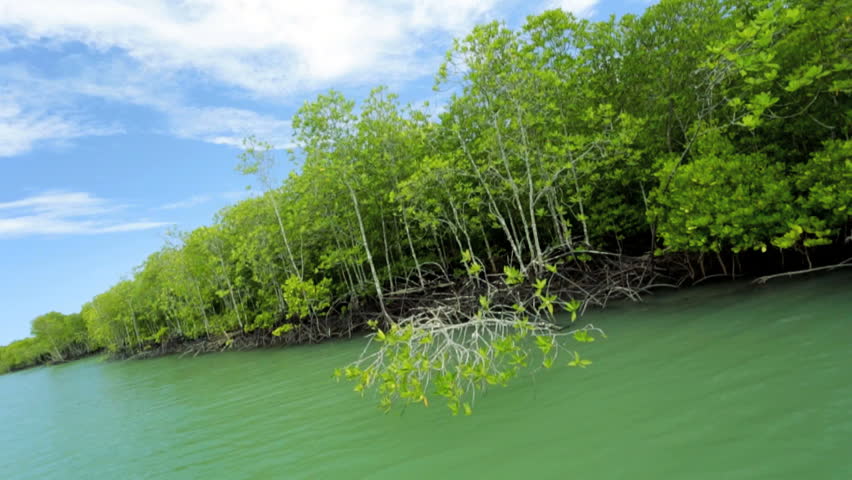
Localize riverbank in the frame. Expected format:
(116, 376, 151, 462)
(6, 250, 849, 376)
(111, 251, 669, 360)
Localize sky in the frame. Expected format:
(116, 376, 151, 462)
(0, 0, 652, 345)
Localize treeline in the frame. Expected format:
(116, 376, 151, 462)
(0, 312, 90, 373)
(2, 0, 849, 374)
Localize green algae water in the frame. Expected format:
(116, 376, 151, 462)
(2, 272, 850, 479)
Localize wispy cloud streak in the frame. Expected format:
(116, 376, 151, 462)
(157, 194, 213, 211)
(0, 191, 170, 237)
(0, 94, 120, 157)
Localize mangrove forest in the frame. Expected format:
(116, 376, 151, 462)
(2, 0, 849, 414)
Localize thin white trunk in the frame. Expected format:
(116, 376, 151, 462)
(347, 183, 390, 320)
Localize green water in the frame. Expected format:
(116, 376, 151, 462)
(2, 273, 851, 479)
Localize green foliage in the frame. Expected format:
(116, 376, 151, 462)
(0, 337, 47, 374)
(652, 131, 795, 253)
(4, 0, 848, 408)
(145, 327, 170, 344)
(567, 351, 592, 368)
(271, 324, 296, 337)
(282, 276, 332, 319)
(1, 312, 89, 372)
(337, 314, 601, 415)
(773, 139, 852, 249)
(564, 299, 582, 323)
(503, 266, 526, 286)
(461, 250, 483, 277)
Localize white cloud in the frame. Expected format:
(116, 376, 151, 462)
(0, 1, 530, 155)
(0, 0, 502, 96)
(0, 94, 120, 157)
(0, 64, 293, 153)
(157, 194, 213, 211)
(166, 106, 292, 148)
(547, 0, 599, 17)
(157, 190, 259, 211)
(97, 221, 171, 233)
(221, 190, 256, 202)
(0, 191, 170, 237)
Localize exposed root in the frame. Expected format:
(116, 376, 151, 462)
(109, 251, 680, 364)
(752, 257, 852, 284)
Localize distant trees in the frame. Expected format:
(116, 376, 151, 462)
(0, 338, 46, 373)
(30, 312, 89, 362)
(0, 312, 90, 373)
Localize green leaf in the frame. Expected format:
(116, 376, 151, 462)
(272, 323, 295, 337)
(479, 296, 490, 310)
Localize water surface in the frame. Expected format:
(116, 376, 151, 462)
(2, 272, 850, 479)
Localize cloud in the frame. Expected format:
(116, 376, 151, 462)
(156, 190, 259, 211)
(166, 106, 293, 148)
(0, 1, 530, 156)
(0, 94, 121, 157)
(0, 63, 293, 154)
(0, 0, 503, 97)
(221, 190, 256, 202)
(0, 191, 170, 237)
(157, 194, 213, 211)
(547, 0, 599, 17)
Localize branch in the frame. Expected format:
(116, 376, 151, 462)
(752, 258, 852, 284)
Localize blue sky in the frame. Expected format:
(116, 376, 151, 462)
(0, 0, 651, 344)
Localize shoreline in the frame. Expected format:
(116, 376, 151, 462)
(6, 254, 849, 375)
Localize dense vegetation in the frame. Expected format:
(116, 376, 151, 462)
(3, 0, 849, 411)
